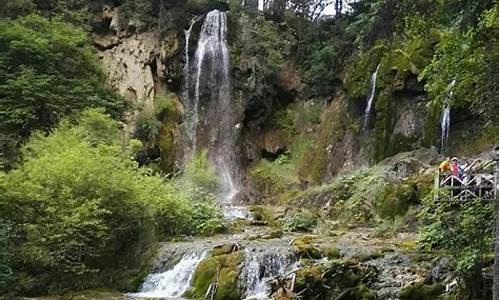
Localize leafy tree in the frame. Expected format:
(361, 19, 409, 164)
(419, 4, 499, 125)
(419, 194, 494, 298)
(0, 109, 222, 294)
(0, 14, 126, 168)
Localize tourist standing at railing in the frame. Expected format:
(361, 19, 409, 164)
(439, 157, 452, 173)
(451, 157, 459, 176)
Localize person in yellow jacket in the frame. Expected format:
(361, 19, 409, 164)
(438, 157, 452, 173)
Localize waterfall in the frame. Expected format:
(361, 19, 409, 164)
(129, 251, 207, 298)
(363, 63, 381, 130)
(184, 10, 241, 207)
(242, 248, 295, 299)
(440, 105, 451, 154)
(440, 80, 455, 154)
(183, 16, 199, 161)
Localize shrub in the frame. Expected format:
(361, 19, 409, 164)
(184, 150, 220, 194)
(283, 209, 318, 232)
(0, 109, 223, 294)
(0, 14, 126, 162)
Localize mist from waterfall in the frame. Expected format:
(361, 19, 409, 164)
(363, 63, 381, 130)
(183, 10, 240, 207)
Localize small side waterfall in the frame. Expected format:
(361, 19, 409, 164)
(241, 248, 296, 299)
(440, 80, 455, 154)
(183, 10, 241, 209)
(183, 17, 199, 161)
(363, 63, 381, 130)
(440, 105, 451, 154)
(129, 251, 207, 298)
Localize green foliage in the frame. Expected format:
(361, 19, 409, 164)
(0, 14, 126, 168)
(419, 194, 494, 274)
(134, 109, 162, 147)
(0, 110, 223, 294)
(0, 219, 13, 289)
(75, 108, 122, 146)
(184, 150, 220, 194)
(283, 209, 317, 232)
(0, 0, 35, 19)
(116, 0, 154, 29)
(419, 4, 499, 125)
(249, 154, 299, 202)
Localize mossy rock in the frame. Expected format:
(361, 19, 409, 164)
(211, 243, 238, 256)
(323, 246, 341, 260)
(327, 259, 378, 288)
(376, 182, 416, 219)
(250, 206, 277, 225)
(128, 271, 149, 292)
(294, 264, 328, 298)
(190, 250, 244, 300)
(338, 284, 377, 300)
(292, 236, 323, 259)
(399, 282, 445, 300)
(298, 94, 352, 184)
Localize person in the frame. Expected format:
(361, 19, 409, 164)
(451, 157, 459, 176)
(438, 157, 452, 173)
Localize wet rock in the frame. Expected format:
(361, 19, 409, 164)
(399, 282, 445, 300)
(190, 249, 245, 300)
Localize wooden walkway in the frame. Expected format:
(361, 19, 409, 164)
(435, 172, 497, 201)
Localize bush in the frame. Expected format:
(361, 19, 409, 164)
(283, 209, 318, 232)
(183, 150, 220, 194)
(0, 14, 126, 165)
(0, 109, 223, 295)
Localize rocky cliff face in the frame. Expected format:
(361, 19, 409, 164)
(92, 5, 183, 111)
(87, 4, 491, 202)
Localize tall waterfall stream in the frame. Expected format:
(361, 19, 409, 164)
(363, 63, 381, 130)
(182, 10, 247, 219)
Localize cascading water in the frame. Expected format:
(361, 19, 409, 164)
(241, 248, 296, 299)
(440, 80, 455, 154)
(183, 16, 199, 161)
(363, 63, 381, 130)
(184, 10, 244, 216)
(129, 251, 207, 299)
(440, 105, 451, 154)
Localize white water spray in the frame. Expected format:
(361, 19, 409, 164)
(242, 249, 295, 299)
(363, 63, 381, 130)
(129, 251, 206, 299)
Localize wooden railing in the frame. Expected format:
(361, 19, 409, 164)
(435, 172, 498, 201)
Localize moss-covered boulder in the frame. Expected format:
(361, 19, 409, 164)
(298, 92, 364, 184)
(399, 282, 445, 300)
(337, 284, 377, 300)
(156, 94, 182, 173)
(189, 247, 244, 300)
(294, 259, 378, 300)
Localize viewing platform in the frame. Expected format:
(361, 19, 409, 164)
(435, 172, 498, 201)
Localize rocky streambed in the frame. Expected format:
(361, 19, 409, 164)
(120, 220, 455, 300)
